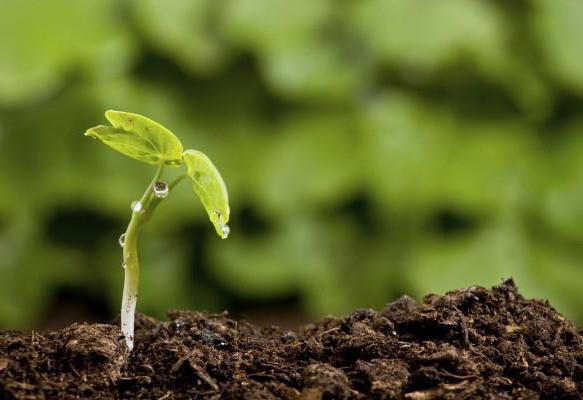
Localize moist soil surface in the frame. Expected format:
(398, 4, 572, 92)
(1, 280, 582, 399)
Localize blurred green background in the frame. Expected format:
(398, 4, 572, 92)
(1, 0, 583, 330)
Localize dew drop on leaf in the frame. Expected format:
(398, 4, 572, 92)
(213, 210, 230, 239)
(219, 222, 230, 239)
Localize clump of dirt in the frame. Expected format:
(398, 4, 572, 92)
(1, 280, 582, 399)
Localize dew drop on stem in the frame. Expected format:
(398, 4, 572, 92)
(153, 180, 169, 199)
(119, 233, 126, 247)
(131, 200, 143, 213)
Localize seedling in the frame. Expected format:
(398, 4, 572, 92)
(85, 110, 230, 351)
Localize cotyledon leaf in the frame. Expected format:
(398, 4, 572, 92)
(183, 149, 230, 239)
(84, 110, 184, 166)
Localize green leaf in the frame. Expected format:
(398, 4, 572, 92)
(85, 110, 184, 166)
(183, 149, 230, 239)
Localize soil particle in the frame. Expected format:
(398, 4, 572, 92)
(1, 280, 582, 399)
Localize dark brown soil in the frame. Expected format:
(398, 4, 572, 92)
(1, 280, 582, 399)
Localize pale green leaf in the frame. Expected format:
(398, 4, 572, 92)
(85, 110, 184, 166)
(183, 149, 230, 239)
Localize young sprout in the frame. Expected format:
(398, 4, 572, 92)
(85, 110, 230, 351)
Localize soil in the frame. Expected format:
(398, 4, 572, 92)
(1, 280, 582, 399)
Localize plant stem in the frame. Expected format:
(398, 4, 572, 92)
(140, 173, 187, 225)
(120, 163, 163, 351)
(168, 173, 187, 190)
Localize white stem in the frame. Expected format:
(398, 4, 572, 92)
(121, 266, 138, 351)
(119, 163, 163, 351)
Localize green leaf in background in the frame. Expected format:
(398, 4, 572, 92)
(85, 110, 184, 166)
(530, 242, 583, 320)
(349, 0, 550, 116)
(360, 93, 457, 212)
(540, 119, 583, 240)
(406, 218, 533, 300)
(360, 93, 541, 216)
(350, 0, 504, 72)
(209, 215, 358, 315)
(183, 149, 230, 239)
(0, 218, 82, 328)
(221, 0, 331, 52)
(532, 0, 583, 93)
(0, 0, 136, 107)
(130, 0, 228, 76)
(221, 0, 368, 102)
(406, 215, 583, 322)
(261, 42, 368, 103)
(257, 111, 360, 215)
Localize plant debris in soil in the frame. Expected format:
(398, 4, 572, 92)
(1, 279, 582, 399)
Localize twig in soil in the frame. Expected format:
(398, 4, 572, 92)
(453, 306, 470, 347)
(157, 391, 172, 400)
(316, 327, 340, 337)
(117, 375, 151, 384)
(460, 314, 470, 347)
(439, 369, 477, 380)
(68, 362, 81, 379)
(170, 354, 219, 391)
(405, 381, 478, 400)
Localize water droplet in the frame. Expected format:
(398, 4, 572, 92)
(131, 200, 143, 213)
(122, 262, 127, 269)
(214, 210, 230, 239)
(119, 233, 126, 247)
(153, 181, 169, 198)
(219, 222, 230, 239)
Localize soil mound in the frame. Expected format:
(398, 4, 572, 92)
(1, 280, 582, 399)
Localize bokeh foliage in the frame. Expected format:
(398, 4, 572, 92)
(1, 0, 583, 328)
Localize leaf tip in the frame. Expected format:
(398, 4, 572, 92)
(84, 126, 100, 138)
(104, 109, 122, 124)
(212, 210, 231, 239)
